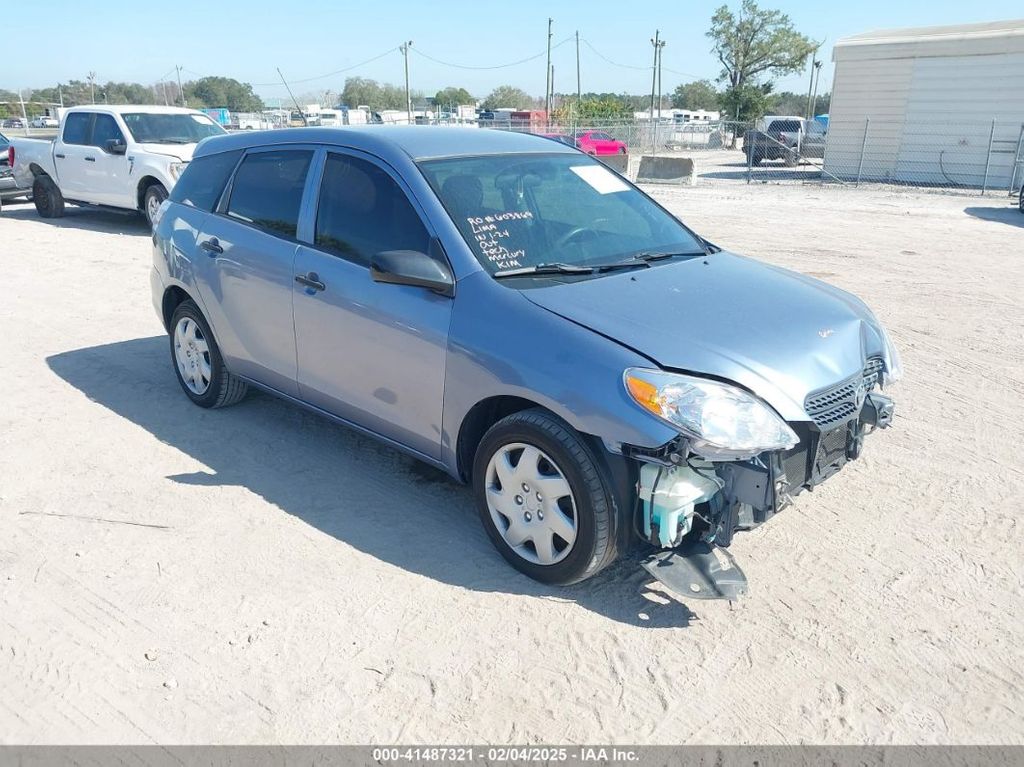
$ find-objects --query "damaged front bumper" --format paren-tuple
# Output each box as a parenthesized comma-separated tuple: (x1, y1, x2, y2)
(629, 384, 895, 600)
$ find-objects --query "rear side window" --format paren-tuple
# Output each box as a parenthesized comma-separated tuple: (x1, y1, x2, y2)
(314, 152, 430, 267)
(91, 114, 124, 148)
(768, 120, 801, 134)
(226, 150, 313, 238)
(170, 150, 242, 211)
(62, 113, 92, 145)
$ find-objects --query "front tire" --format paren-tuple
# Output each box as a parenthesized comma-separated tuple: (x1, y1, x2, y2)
(144, 183, 168, 228)
(32, 175, 65, 218)
(473, 409, 617, 585)
(168, 299, 248, 409)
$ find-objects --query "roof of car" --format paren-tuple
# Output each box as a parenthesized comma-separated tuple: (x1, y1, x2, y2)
(63, 105, 208, 116)
(192, 125, 579, 162)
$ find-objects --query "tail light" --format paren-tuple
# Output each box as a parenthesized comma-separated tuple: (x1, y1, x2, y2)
(7, 145, 13, 168)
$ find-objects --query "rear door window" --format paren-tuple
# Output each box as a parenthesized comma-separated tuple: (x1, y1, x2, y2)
(225, 149, 313, 239)
(170, 150, 242, 211)
(62, 113, 92, 145)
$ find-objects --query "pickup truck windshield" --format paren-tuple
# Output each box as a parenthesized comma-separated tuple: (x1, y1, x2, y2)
(418, 153, 704, 277)
(121, 113, 225, 144)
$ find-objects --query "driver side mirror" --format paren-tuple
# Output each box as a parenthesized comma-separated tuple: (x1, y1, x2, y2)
(106, 138, 127, 155)
(370, 250, 454, 297)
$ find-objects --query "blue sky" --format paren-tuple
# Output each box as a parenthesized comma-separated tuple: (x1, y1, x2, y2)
(6, 0, 1023, 103)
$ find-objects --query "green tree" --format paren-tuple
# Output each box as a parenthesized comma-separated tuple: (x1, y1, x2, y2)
(339, 77, 420, 111)
(481, 85, 532, 111)
(553, 96, 631, 123)
(719, 82, 774, 122)
(671, 80, 721, 111)
(341, 77, 383, 108)
(708, 0, 815, 121)
(183, 77, 263, 112)
(433, 87, 474, 107)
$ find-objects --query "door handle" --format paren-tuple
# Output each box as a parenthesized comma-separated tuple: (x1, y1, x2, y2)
(84, 156, 96, 162)
(295, 272, 326, 292)
(55, 153, 65, 159)
(200, 238, 223, 255)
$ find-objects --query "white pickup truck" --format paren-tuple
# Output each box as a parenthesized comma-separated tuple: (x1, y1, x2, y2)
(8, 105, 226, 225)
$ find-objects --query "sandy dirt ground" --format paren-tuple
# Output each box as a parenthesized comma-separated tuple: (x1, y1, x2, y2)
(0, 182, 1022, 745)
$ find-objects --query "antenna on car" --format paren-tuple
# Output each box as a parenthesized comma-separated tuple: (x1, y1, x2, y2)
(277, 68, 309, 127)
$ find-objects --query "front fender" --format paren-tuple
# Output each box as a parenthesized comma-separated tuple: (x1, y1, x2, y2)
(440, 272, 678, 473)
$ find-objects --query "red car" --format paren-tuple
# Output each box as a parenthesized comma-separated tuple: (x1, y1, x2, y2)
(573, 130, 627, 155)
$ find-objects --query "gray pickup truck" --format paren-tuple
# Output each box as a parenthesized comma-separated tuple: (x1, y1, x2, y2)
(743, 117, 827, 167)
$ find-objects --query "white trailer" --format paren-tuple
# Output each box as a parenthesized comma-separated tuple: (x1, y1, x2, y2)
(824, 19, 1024, 189)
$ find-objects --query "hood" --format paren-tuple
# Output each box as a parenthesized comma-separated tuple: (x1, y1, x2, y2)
(521, 252, 887, 422)
(136, 143, 198, 162)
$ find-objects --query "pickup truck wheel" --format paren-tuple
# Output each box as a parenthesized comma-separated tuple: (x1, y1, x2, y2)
(784, 149, 799, 167)
(32, 176, 65, 219)
(144, 184, 168, 227)
(168, 299, 248, 409)
(1019, 186, 1023, 213)
(473, 409, 616, 585)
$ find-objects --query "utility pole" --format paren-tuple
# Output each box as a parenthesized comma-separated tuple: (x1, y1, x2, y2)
(649, 31, 660, 120)
(656, 38, 665, 121)
(161, 80, 169, 106)
(550, 64, 555, 120)
(575, 30, 581, 112)
(88, 71, 96, 104)
(810, 60, 823, 117)
(400, 41, 413, 124)
(18, 89, 29, 135)
(804, 45, 820, 119)
(544, 18, 553, 118)
(58, 85, 64, 108)
(176, 65, 186, 107)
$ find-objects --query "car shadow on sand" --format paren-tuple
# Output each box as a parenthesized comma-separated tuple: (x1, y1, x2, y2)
(47, 336, 697, 628)
(1, 203, 150, 235)
(964, 205, 1024, 228)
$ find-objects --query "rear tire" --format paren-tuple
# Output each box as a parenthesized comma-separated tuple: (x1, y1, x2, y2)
(473, 409, 617, 585)
(144, 183, 168, 228)
(1018, 186, 1023, 213)
(168, 299, 248, 409)
(32, 175, 65, 218)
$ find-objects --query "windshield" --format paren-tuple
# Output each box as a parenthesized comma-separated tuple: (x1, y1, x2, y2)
(121, 112, 226, 144)
(418, 153, 705, 278)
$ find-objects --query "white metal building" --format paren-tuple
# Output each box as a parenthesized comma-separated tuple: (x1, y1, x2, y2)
(823, 19, 1024, 189)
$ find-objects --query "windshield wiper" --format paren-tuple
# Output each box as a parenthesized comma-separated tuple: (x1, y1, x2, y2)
(630, 250, 706, 262)
(146, 139, 190, 144)
(493, 262, 595, 278)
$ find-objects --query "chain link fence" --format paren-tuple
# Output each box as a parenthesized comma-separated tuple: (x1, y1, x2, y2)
(218, 113, 1024, 197)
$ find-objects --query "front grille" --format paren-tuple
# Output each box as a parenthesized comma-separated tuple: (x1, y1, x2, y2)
(804, 357, 884, 427)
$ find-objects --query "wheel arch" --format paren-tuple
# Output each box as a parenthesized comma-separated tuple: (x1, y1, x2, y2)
(458, 395, 639, 556)
(28, 163, 49, 178)
(136, 175, 165, 210)
(161, 284, 195, 332)
(456, 395, 546, 483)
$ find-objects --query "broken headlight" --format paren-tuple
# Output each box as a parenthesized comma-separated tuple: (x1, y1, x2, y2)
(624, 368, 798, 460)
(880, 324, 903, 389)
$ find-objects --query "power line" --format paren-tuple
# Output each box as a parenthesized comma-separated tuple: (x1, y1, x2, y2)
(170, 48, 402, 89)
(411, 36, 572, 71)
(582, 38, 704, 80)
(580, 39, 649, 71)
